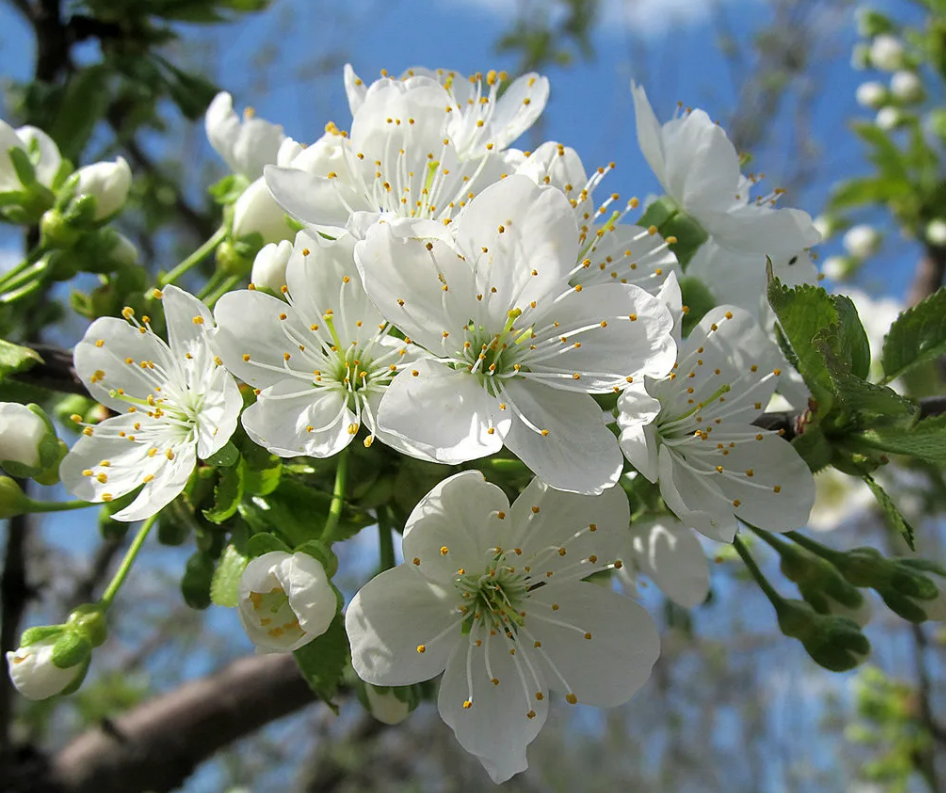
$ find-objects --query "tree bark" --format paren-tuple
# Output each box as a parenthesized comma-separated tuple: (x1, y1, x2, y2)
(4, 654, 317, 793)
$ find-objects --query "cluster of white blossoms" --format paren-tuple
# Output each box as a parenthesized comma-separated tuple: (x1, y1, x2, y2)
(43, 65, 822, 781)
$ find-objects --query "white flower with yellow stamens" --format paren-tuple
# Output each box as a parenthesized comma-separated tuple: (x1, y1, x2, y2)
(346, 471, 659, 784)
(515, 141, 680, 295)
(265, 67, 529, 238)
(617, 302, 815, 542)
(344, 65, 549, 160)
(354, 175, 676, 495)
(238, 551, 337, 653)
(60, 286, 242, 522)
(205, 91, 287, 181)
(212, 231, 416, 457)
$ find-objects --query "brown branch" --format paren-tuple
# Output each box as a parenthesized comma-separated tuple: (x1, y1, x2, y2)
(909, 244, 946, 307)
(6, 654, 318, 793)
(0, 508, 35, 763)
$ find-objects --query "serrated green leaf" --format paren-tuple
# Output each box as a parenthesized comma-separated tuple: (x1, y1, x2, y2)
(210, 541, 249, 608)
(203, 441, 239, 467)
(832, 295, 871, 381)
(240, 440, 282, 495)
(829, 176, 911, 211)
(854, 413, 946, 465)
(0, 339, 43, 379)
(202, 464, 244, 524)
(863, 473, 915, 550)
(293, 614, 349, 707)
(881, 288, 946, 384)
(767, 279, 838, 410)
(48, 66, 112, 161)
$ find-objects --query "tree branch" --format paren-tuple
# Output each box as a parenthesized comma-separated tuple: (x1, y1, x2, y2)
(6, 654, 319, 793)
(909, 244, 946, 307)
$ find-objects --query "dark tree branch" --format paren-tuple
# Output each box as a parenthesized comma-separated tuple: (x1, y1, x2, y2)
(0, 509, 35, 763)
(909, 244, 946, 307)
(5, 654, 319, 793)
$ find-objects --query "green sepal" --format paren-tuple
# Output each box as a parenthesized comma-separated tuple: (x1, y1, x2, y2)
(776, 599, 870, 672)
(210, 535, 249, 608)
(50, 630, 92, 670)
(245, 531, 292, 558)
(293, 614, 350, 709)
(19, 624, 65, 647)
(862, 473, 915, 550)
(0, 339, 43, 380)
(58, 656, 90, 696)
(0, 476, 28, 518)
(294, 539, 339, 578)
(7, 146, 36, 188)
(208, 173, 247, 205)
(66, 604, 108, 647)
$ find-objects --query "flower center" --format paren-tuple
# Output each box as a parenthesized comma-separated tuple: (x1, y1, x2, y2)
(455, 554, 529, 634)
(452, 311, 533, 394)
(247, 585, 305, 643)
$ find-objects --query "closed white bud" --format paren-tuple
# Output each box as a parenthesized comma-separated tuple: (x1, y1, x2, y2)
(855, 81, 887, 109)
(6, 637, 83, 700)
(821, 255, 851, 281)
(232, 177, 291, 245)
(250, 240, 293, 292)
(74, 157, 132, 220)
(0, 402, 51, 469)
(238, 551, 336, 653)
(843, 224, 881, 259)
(365, 686, 413, 725)
(870, 34, 905, 71)
(875, 106, 902, 130)
(890, 70, 923, 102)
(926, 219, 946, 245)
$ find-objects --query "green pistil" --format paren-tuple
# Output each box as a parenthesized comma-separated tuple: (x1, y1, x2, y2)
(665, 383, 732, 425)
(323, 312, 342, 350)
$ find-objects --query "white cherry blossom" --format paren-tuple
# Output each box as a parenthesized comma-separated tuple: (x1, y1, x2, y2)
(631, 83, 820, 272)
(514, 141, 680, 295)
(206, 91, 286, 181)
(0, 121, 62, 192)
(346, 471, 659, 784)
(354, 175, 676, 495)
(238, 551, 337, 653)
(60, 286, 242, 522)
(6, 637, 84, 701)
(213, 231, 416, 456)
(265, 71, 518, 237)
(345, 65, 549, 160)
(618, 302, 815, 542)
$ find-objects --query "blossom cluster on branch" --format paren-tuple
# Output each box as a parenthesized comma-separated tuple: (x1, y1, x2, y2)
(2, 62, 945, 785)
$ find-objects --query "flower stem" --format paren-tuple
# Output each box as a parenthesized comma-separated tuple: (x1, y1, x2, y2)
(158, 226, 226, 288)
(322, 449, 350, 544)
(377, 505, 396, 572)
(784, 530, 844, 565)
(100, 514, 158, 608)
(0, 244, 46, 290)
(732, 535, 784, 607)
(203, 274, 242, 309)
(23, 497, 97, 514)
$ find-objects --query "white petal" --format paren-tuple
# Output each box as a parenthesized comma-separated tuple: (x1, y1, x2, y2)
(242, 381, 354, 458)
(112, 442, 196, 522)
(631, 82, 668, 188)
(507, 477, 631, 577)
(195, 366, 242, 460)
(630, 518, 709, 608)
(530, 282, 675, 392)
(515, 141, 593, 220)
(263, 165, 358, 233)
(657, 444, 737, 542)
(377, 361, 507, 465)
(527, 582, 659, 707)
(232, 177, 291, 244)
(402, 470, 509, 585)
(575, 223, 680, 296)
(618, 419, 660, 483)
(456, 176, 578, 326)
(16, 125, 61, 188)
(7, 639, 79, 700)
(710, 203, 821, 256)
(438, 635, 548, 784)
(346, 565, 460, 685)
(344, 63, 367, 116)
(280, 552, 336, 637)
(355, 222, 478, 351)
(161, 285, 213, 358)
(477, 71, 549, 153)
(500, 380, 622, 495)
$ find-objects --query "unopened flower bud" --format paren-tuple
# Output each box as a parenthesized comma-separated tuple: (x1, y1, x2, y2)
(855, 81, 887, 109)
(238, 551, 336, 653)
(778, 545, 871, 626)
(842, 225, 881, 259)
(250, 240, 292, 292)
(67, 604, 109, 648)
(876, 106, 902, 130)
(0, 476, 28, 519)
(821, 255, 853, 281)
(888, 559, 946, 621)
(6, 629, 89, 700)
(777, 599, 871, 671)
(232, 177, 291, 245)
(870, 34, 905, 71)
(0, 402, 60, 478)
(890, 70, 923, 103)
(365, 685, 414, 724)
(73, 157, 132, 221)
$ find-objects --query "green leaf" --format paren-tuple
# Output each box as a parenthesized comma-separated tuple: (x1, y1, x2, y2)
(293, 614, 349, 707)
(240, 440, 282, 495)
(210, 541, 249, 608)
(863, 473, 915, 550)
(854, 413, 946, 465)
(203, 441, 239, 467)
(829, 176, 911, 211)
(294, 539, 339, 578)
(881, 287, 946, 383)
(0, 339, 43, 379)
(202, 463, 244, 524)
(181, 551, 216, 610)
(832, 295, 872, 381)
(635, 197, 709, 268)
(678, 277, 716, 337)
(48, 66, 112, 161)
(767, 279, 839, 410)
